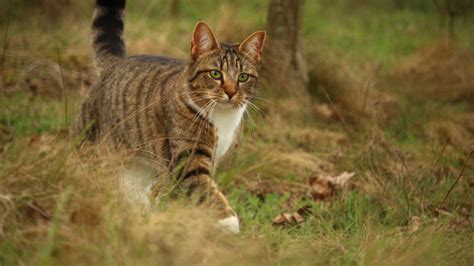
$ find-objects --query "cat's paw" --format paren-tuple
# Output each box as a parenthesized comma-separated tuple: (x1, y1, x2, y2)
(217, 215, 240, 234)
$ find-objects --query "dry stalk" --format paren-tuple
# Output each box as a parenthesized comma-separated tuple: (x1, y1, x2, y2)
(56, 49, 68, 127)
(438, 150, 473, 209)
(319, 86, 352, 138)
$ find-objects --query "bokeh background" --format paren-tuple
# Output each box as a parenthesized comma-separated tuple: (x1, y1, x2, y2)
(0, 0, 473, 265)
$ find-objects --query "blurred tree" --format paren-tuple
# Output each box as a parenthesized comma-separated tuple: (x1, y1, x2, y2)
(171, 0, 180, 17)
(263, 0, 308, 96)
(264, 0, 398, 118)
(38, 0, 71, 19)
(433, 0, 474, 39)
(392, 0, 404, 9)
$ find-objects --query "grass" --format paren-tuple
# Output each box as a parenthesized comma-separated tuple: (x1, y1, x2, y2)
(1, 0, 473, 265)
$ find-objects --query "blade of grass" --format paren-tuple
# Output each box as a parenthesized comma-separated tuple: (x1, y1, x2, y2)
(40, 186, 73, 265)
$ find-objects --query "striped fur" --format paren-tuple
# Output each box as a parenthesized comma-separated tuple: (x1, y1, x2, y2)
(77, 0, 266, 219)
(92, 0, 126, 73)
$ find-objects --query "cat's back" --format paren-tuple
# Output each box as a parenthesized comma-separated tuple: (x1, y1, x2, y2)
(83, 55, 186, 144)
(101, 55, 186, 85)
(99, 55, 187, 98)
(128, 55, 185, 65)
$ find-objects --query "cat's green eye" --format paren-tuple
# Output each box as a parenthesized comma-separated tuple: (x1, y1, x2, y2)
(238, 73, 249, 82)
(209, 70, 223, 80)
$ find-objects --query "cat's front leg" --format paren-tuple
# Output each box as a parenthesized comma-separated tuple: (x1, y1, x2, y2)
(170, 147, 239, 234)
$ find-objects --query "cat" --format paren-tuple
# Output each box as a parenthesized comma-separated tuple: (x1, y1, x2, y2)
(76, 0, 265, 234)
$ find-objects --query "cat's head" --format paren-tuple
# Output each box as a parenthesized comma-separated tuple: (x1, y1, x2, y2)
(187, 22, 265, 110)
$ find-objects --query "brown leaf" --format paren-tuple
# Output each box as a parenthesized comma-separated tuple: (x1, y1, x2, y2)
(308, 172, 355, 202)
(331, 171, 355, 189)
(273, 213, 291, 225)
(272, 212, 305, 227)
(449, 207, 472, 230)
(292, 212, 304, 223)
(449, 217, 471, 230)
(308, 175, 334, 201)
(296, 205, 312, 217)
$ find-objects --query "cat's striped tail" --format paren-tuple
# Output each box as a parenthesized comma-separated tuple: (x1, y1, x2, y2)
(92, 0, 126, 73)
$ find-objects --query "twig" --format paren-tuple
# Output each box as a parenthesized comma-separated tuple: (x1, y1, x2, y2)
(56, 49, 68, 127)
(25, 200, 51, 221)
(319, 86, 352, 138)
(438, 150, 473, 209)
(1, 0, 12, 95)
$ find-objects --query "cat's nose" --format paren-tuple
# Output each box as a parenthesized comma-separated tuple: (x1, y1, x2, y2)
(223, 84, 237, 99)
(225, 90, 237, 99)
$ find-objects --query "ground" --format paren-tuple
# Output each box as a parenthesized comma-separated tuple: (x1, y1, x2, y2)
(0, 1, 473, 265)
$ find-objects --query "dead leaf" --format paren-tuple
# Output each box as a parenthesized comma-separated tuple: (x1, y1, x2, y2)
(292, 212, 304, 223)
(449, 217, 471, 230)
(296, 205, 312, 217)
(308, 172, 355, 202)
(309, 175, 334, 201)
(332, 171, 355, 189)
(273, 213, 292, 226)
(273, 211, 306, 227)
(449, 207, 471, 230)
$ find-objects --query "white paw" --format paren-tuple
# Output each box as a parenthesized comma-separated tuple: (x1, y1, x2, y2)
(217, 215, 240, 234)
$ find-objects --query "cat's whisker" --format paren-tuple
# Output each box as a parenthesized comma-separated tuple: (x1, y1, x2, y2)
(188, 100, 214, 132)
(246, 103, 266, 128)
(247, 100, 265, 116)
(244, 108, 257, 129)
(248, 95, 275, 106)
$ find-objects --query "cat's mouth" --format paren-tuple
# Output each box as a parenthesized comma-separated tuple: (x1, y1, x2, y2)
(216, 100, 246, 110)
(217, 101, 237, 110)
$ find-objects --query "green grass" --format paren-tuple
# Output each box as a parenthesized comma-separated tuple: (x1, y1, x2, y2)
(1, 1, 473, 265)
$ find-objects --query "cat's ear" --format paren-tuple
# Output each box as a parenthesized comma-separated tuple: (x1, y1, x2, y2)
(239, 31, 266, 62)
(191, 21, 220, 60)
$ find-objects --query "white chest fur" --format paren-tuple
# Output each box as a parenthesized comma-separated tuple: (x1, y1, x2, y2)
(209, 104, 246, 160)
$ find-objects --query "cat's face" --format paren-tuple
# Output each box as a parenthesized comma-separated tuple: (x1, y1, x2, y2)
(188, 22, 265, 110)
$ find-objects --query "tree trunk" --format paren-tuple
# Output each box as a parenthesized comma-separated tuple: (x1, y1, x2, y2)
(171, 0, 180, 17)
(432, 0, 458, 39)
(447, 10, 456, 39)
(262, 0, 308, 96)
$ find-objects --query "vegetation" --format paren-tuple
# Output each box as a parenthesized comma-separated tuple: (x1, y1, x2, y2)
(0, 0, 473, 265)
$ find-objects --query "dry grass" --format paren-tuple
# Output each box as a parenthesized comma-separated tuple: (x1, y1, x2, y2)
(307, 47, 401, 122)
(1, 1, 473, 265)
(392, 40, 474, 102)
(1, 136, 267, 265)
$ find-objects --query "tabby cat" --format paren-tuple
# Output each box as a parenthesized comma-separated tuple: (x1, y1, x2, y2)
(76, 0, 266, 234)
